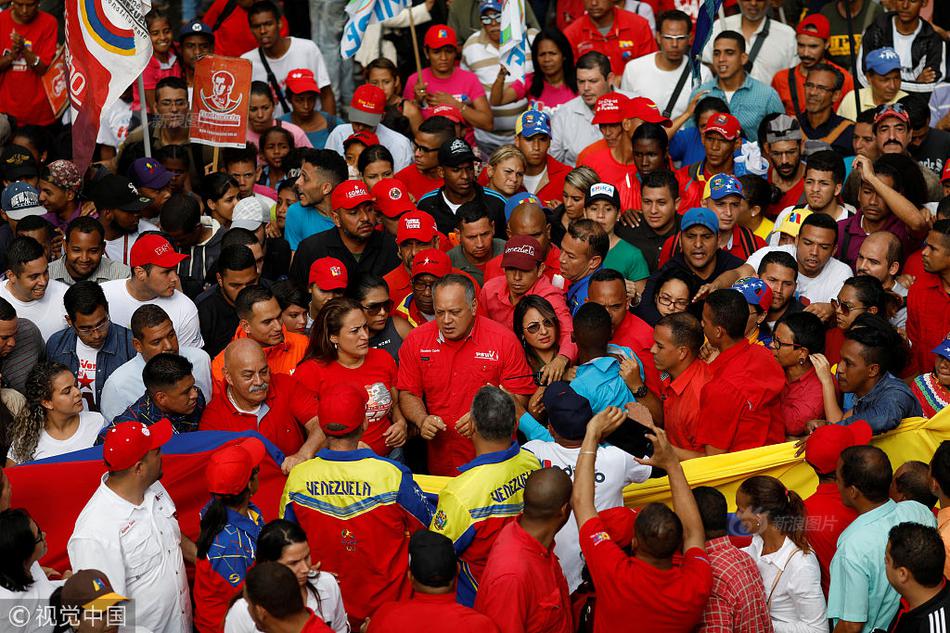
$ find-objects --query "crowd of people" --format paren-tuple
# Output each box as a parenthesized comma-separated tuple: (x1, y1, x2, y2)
(0, 0, 950, 629)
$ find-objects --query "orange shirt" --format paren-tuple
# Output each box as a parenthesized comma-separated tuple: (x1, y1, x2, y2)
(661, 359, 711, 453)
(210, 325, 309, 395)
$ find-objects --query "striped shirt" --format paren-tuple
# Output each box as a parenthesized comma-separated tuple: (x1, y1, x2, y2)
(461, 29, 536, 138)
(889, 582, 950, 633)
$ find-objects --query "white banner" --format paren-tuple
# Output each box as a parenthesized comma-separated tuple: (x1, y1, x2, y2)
(500, 0, 528, 80)
(341, 0, 411, 59)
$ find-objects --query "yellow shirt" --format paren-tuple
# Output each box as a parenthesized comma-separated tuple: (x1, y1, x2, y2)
(753, 218, 774, 242)
(837, 87, 908, 122)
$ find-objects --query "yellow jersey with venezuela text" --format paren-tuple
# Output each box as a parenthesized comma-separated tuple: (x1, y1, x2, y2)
(280, 448, 432, 623)
(430, 442, 541, 607)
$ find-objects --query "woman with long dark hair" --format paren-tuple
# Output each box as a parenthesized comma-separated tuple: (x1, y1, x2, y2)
(736, 476, 826, 632)
(6, 362, 105, 465)
(0, 508, 59, 628)
(296, 298, 407, 458)
(271, 279, 312, 336)
(224, 519, 348, 632)
(351, 275, 412, 362)
(513, 295, 564, 437)
(193, 438, 266, 633)
(200, 172, 241, 229)
(489, 28, 577, 110)
(358, 145, 395, 191)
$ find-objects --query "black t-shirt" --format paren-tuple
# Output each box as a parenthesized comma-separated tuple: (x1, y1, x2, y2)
(910, 127, 950, 177)
(196, 286, 240, 359)
(889, 582, 950, 633)
(615, 215, 681, 273)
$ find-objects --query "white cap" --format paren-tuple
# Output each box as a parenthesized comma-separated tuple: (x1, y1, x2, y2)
(230, 197, 270, 231)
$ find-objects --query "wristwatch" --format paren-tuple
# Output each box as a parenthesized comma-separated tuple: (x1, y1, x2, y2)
(631, 384, 648, 399)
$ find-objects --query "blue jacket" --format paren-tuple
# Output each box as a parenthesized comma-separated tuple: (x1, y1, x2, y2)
(45, 323, 137, 408)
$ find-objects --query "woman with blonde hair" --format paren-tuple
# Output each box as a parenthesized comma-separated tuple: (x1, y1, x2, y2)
(485, 144, 526, 197)
(551, 165, 598, 246)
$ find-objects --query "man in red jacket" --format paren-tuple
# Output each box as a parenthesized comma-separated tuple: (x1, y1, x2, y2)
(563, 0, 656, 76)
(513, 110, 571, 208)
(202, 0, 289, 58)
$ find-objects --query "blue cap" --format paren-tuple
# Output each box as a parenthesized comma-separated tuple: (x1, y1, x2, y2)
(706, 173, 745, 201)
(933, 339, 950, 362)
(504, 191, 541, 221)
(480, 0, 502, 12)
(180, 19, 214, 41)
(542, 382, 593, 440)
(680, 207, 719, 234)
(1, 182, 46, 220)
(866, 47, 901, 76)
(516, 109, 551, 138)
(731, 277, 773, 312)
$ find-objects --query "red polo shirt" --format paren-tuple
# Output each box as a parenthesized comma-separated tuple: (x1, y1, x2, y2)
(396, 163, 443, 201)
(906, 271, 950, 376)
(302, 610, 333, 633)
(661, 359, 711, 453)
(563, 7, 657, 76)
(579, 516, 713, 633)
(369, 593, 500, 633)
(483, 245, 563, 285)
(396, 316, 536, 475)
(478, 274, 577, 360)
(0, 9, 56, 126)
(199, 373, 317, 457)
(695, 340, 785, 452)
(804, 480, 857, 596)
(578, 141, 639, 210)
(611, 311, 661, 397)
(474, 520, 573, 633)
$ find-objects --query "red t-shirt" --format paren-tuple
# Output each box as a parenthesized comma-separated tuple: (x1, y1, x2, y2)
(766, 174, 806, 220)
(906, 272, 950, 376)
(0, 9, 56, 126)
(577, 141, 639, 210)
(611, 311, 661, 397)
(301, 612, 333, 633)
(804, 481, 857, 597)
(202, 0, 290, 58)
(579, 516, 713, 633)
(396, 163, 443, 201)
(563, 7, 657, 76)
(368, 593, 500, 633)
(294, 349, 399, 456)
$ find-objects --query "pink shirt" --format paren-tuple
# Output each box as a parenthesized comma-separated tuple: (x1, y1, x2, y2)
(246, 119, 314, 150)
(403, 67, 486, 105)
(511, 75, 577, 110)
(477, 274, 577, 361)
(133, 51, 182, 111)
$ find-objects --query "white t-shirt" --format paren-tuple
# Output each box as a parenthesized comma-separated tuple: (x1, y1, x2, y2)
(522, 169, 546, 194)
(892, 21, 923, 89)
(104, 219, 160, 265)
(76, 338, 99, 410)
(324, 122, 414, 172)
(9, 411, 107, 463)
(746, 244, 853, 304)
(0, 562, 63, 633)
(241, 38, 332, 117)
(224, 573, 348, 633)
(0, 278, 68, 342)
(620, 53, 711, 121)
(100, 279, 204, 349)
(524, 440, 651, 592)
(97, 98, 133, 148)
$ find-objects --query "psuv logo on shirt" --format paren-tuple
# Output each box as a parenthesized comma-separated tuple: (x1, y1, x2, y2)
(340, 528, 358, 552)
(474, 350, 499, 362)
(490, 471, 530, 503)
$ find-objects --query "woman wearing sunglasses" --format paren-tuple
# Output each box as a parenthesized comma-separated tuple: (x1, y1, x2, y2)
(0, 508, 59, 630)
(769, 312, 826, 438)
(824, 276, 887, 365)
(351, 275, 412, 363)
(512, 295, 566, 433)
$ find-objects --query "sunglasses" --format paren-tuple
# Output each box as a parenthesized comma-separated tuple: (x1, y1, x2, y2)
(831, 299, 865, 316)
(362, 300, 392, 315)
(524, 318, 555, 334)
(480, 12, 501, 24)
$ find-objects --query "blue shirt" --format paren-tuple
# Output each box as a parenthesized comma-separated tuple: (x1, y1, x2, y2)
(687, 74, 784, 141)
(827, 499, 936, 631)
(838, 372, 923, 433)
(278, 111, 342, 150)
(566, 269, 599, 315)
(285, 202, 335, 251)
(669, 127, 706, 167)
(201, 502, 265, 587)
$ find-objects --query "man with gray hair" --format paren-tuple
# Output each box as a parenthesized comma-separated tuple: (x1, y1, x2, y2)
(427, 385, 541, 608)
(398, 274, 536, 477)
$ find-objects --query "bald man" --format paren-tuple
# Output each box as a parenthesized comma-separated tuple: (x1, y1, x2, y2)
(200, 338, 324, 473)
(483, 203, 564, 284)
(475, 468, 573, 633)
(855, 230, 908, 328)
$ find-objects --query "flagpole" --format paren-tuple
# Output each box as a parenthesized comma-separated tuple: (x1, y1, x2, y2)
(137, 74, 151, 158)
(407, 4, 424, 82)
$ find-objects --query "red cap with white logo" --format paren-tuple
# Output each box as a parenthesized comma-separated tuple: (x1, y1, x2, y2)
(591, 93, 630, 125)
(372, 178, 416, 219)
(411, 248, 451, 279)
(309, 256, 349, 290)
(130, 234, 188, 269)
(330, 180, 375, 211)
(397, 210, 438, 244)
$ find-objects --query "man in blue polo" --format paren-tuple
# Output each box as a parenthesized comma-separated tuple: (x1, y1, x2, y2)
(561, 218, 608, 315)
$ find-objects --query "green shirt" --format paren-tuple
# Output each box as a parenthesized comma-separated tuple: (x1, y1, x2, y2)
(447, 240, 505, 285)
(603, 239, 649, 282)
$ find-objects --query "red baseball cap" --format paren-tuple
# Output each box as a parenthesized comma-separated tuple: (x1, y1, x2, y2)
(319, 384, 369, 436)
(103, 419, 173, 471)
(309, 256, 348, 290)
(627, 96, 672, 127)
(206, 437, 266, 495)
(285, 68, 320, 95)
(330, 180, 374, 210)
(397, 210, 438, 244)
(796, 14, 830, 40)
(598, 506, 639, 549)
(411, 248, 451, 279)
(592, 93, 629, 125)
(704, 112, 742, 141)
(343, 130, 380, 149)
(874, 103, 910, 127)
(130, 234, 188, 269)
(424, 25, 458, 50)
(350, 84, 386, 127)
(372, 178, 416, 219)
(942, 161, 950, 183)
(428, 104, 464, 124)
(502, 235, 543, 271)
(804, 420, 873, 475)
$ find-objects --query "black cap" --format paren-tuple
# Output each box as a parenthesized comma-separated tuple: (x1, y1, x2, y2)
(438, 137, 476, 168)
(542, 381, 593, 440)
(585, 182, 620, 209)
(91, 175, 151, 212)
(409, 530, 457, 587)
(2, 144, 38, 181)
(179, 19, 215, 42)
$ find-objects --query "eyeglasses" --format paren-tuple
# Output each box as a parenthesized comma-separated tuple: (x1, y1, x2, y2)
(831, 299, 865, 316)
(769, 337, 803, 350)
(412, 278, 436, 293)
(656, 294, 690, 311)
(480, 13, 501, 24)
(524, 318, 555, 334)
(804, 81, 835, 94)
(412, 141, 439, 154)
(362, 300, 392, 315)
(75, 316, 110, 335)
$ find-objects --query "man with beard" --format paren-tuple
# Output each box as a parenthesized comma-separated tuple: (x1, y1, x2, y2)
(771, 151, 852, 243)
(678, 113, 742, 210)
(395, 116, 454, 200)
(907, 220, 950, 376)
(797, 64, 855, 158)
(91, 175, 159, 266)
(285, 148, 348, 252)
(513, 110, 570, 208)
(289, 180, 400, 290)
(418, 138, 507, 238)
(637, 208, 744, 325)
(550, 52, 614, 166)
(48, 217, 130, 286)
(763, 115, 807, 218)
(448, 204, 505, 286)
(772, 15, 854, 117)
